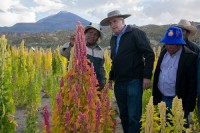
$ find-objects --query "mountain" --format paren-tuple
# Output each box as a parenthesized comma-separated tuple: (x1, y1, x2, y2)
(0, 13, 199, 49)
(0, 11, 90, 32)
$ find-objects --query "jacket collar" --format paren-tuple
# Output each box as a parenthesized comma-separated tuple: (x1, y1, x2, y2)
(87, 43, 102, 50)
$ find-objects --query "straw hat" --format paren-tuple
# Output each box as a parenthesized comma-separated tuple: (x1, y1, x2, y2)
(85, 23, 104, 40)
(100, 10, 131, 26)
(176, 19, 197, 36)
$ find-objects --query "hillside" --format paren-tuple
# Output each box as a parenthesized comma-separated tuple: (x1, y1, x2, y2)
(100, 24, 200, 48)
(0, 11, 199, 49)
(1, 24, 200, 49)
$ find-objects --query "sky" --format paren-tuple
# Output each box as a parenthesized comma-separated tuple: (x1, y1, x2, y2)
(0, 0, 200, 27)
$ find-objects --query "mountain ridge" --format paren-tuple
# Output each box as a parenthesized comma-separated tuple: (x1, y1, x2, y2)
(0, 11, 90, 32)
(0, 11, 199, 49)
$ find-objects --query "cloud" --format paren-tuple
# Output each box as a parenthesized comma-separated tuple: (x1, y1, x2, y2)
(0, 0, 66, 26)
(0, 0, 36, 26)
(60, 0, 143, 24)
(141, 0, 200, 25)
(0, 9, 5, 13)
(32, 0, 66, 13)
(0, 0, 199, 27)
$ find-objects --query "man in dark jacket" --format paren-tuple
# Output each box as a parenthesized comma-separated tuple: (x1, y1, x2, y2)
(100, 10, 155, 133)
(176, 19, 200, 123)
(152, 26, 197, 127)
(176, 19, 199, 54)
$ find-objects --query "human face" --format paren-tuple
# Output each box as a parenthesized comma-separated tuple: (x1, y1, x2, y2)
(109, 17, 125, 35)
(85, 28, 100, 45)
(165, 44, 182, 55)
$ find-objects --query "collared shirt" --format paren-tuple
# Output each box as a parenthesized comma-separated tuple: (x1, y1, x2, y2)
(158, 47, 182, 96)
(86, 44, 104, 59)
(114, 25, 127, 54)
(86, 44, 105, 86)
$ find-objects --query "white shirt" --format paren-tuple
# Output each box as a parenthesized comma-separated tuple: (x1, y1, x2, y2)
(158, 47, 182, 96)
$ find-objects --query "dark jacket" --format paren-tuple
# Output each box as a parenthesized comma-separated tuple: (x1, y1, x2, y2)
(109, 25, 155, 82)
(86, 45, 106, 88)
(185, 39, 200, 54)
(152, 46, 197, 112)
(60, 43, 106, 88)
(184, 39, 200, 95)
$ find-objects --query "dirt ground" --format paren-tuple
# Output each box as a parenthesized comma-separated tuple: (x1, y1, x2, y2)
(15, 92, 123, 133)
(15, 92, 53, 133)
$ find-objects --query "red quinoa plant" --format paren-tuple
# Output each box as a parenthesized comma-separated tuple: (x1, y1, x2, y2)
(43, 22, 115, 133)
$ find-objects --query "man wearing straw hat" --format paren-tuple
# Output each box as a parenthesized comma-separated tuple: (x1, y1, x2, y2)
(60, 23, 106, 90)
(176, 19, 200, 53)
(152, 26, 197, 128)
(100, 10, 155, 133)
(176, 19, 200, 123)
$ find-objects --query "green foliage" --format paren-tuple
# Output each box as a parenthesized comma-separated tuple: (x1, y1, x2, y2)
(12, 41, 29, 107)
(104, 49, 112, 82)
(0, 35, 16, 132)
(142, 89, 152, 113)
(52, 46, 67, 75)
(190, 107, 200, 132)
(24, 111, 39, 133)
(2, 33, 200, 132)
(141, 96, 189, 133)
(141, 97, 160, 133)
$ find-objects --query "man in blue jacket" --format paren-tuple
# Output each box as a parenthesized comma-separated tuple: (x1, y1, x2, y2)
(100, 10, 155, 133)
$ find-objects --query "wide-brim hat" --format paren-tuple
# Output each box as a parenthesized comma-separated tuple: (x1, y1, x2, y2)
(100, 10, 131, 26)
(176, 19, 197, 36)
(160, 26, 186, 45)
(85, 23, 104, 40)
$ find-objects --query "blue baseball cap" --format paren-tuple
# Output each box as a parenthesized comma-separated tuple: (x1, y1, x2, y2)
(160, 26, 186, 45)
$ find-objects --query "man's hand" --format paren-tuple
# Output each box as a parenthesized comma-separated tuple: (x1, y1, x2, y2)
(143, 78, 151, 90)
(108, 80, 113, 89)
